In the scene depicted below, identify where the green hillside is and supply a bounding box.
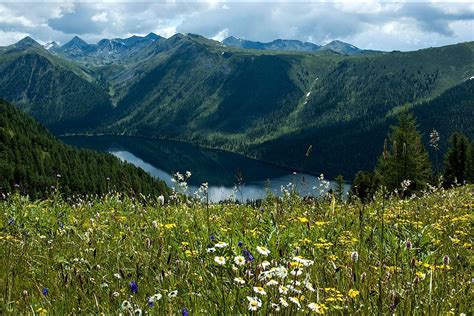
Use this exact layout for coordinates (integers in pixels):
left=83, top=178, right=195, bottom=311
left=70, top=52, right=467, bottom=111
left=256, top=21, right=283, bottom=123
left=0, top=39, right=112, bottom=133
left=0, top=99, right=169, bottom=198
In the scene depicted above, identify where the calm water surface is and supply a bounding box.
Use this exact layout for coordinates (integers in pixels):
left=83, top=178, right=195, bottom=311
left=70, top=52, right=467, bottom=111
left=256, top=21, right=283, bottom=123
left=62, top=136, right=346, bottom=202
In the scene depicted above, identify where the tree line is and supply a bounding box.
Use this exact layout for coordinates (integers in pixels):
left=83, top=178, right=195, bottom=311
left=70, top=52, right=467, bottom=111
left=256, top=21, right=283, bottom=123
left=348, top=111, right=474, bottom=202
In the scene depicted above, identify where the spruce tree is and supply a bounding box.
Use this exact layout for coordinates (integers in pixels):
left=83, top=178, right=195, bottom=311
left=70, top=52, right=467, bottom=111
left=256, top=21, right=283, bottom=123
left=443, top=132, right=472, bottom=186
left=375, top=112, right=432, bottom=195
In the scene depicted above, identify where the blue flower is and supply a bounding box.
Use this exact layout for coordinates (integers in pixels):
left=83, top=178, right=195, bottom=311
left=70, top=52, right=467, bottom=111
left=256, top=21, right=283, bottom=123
left=210, top=235, right=216, bottom=241
left=129, top=281, right=138, bottom=294
left=42, top=288, right=49, bottom=296
left=8, top=217, right=14, bottom=225
left=238, top=241, right=243, bottom=247
left=147, top=297, right=154, bottom=308
left=242, top=249, right=254, bottom=262
left=182, top=307, right=189, bottom=316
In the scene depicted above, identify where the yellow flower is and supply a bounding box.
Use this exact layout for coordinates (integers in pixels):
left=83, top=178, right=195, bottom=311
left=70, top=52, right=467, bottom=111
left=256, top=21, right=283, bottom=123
left=298, top=217, right=309, bottom=223
left=164, top=223, right=176, bottom=229
left=348, top=289, right=360, bottom=298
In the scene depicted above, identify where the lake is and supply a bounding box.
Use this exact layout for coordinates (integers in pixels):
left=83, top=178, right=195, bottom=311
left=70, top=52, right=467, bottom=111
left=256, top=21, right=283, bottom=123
left=62, top=136, right=346, bottom=202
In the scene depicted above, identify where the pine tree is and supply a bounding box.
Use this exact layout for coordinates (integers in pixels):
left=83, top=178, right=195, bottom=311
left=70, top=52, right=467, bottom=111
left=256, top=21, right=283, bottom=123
left=334, top=175, right=345, bottom=202
left=443, top=132, right=472, bottom=187
left=350, top=171, right=375, bottom=202
left=375, top=111, right=432, bottom=195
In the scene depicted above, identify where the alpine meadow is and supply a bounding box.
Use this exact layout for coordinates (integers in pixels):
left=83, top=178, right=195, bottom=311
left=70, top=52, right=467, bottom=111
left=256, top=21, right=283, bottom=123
left=0, top=1, right=473, bottom=315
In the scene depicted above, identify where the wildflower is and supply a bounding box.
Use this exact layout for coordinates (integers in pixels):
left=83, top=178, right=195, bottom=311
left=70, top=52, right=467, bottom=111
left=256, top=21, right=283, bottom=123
left=348, top=289, right=360, bottom=298
left=279, top=285, right=289, bottom=294
left=261, top=260, right=271, bottom=269
left=271, top=303, right=281, bottom=311
left=121, top=300, right=132, bottom=310
left=298, top=217, right=309, bottom=223
left=152, top=221, right=158, bottom=228
left=182, top=307, right=189, bottom=316
left=129, top=281, right=138, bottom=294
left=253, top=286, right=267, bottom=295
left=290, top=268, right=303, bottom=276
left=112, top=291, right=119, bottom=297
left=210, top=235, right=216, bottom=241
left=238, top=241, right=243, bottom=247
left=114, top=273, right=122, bottom=279
left=256, top=246, right=271, bottom=256
left=247, top=296, right=262, bottom=311
left=305, top=282, right=315, bottom=292
left=266, top=279, right=279, bottom=286
left=214, top=256, right=226, bottom=265
left=149, top=293, right=162, bottom=304
left=158, top=195, right=165, bottom=205
left=280, top=297, right=289, bottom=307
left=293, top=256, right=314, bottom=267
left=405, top=240, right=413, bottom=250
left=147, top=297, right=154, bottom=308
left=308, top=303, right=327, bottom=314
left=42, top=288, right=49, bottom=296
left=242, top=249, right=255, bottom=262
left=234, top=256, right=246, bottom=266
left=207, top=247, right=216, bottom=253
left=134, top=308, right=142, bottom=316
left=8, top=217, right=14, bottom=225
left=234, top=277, right=246, bottom=285
left=443, top=255, right=450, bottom=265
left=215, top=242, right=228, bottom=248
left=169, top=290, right=178, bottom=298
left=289, top=296, right=301, bottom=308
left=351, top=251, right=359, bottom=263
left=274, top=266, right=288, bottom=278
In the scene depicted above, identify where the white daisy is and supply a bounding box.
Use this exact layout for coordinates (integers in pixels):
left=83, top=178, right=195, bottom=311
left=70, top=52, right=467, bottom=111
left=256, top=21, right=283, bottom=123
left=247, top=296, right=262, bottom=311
left=253, top=286, right=267, bottom=295
left=279, top=297, right=289, bottom=307
left=266, top=279, right=279, bottom=286
left=215, top=242, right=228, bottom=248
left=256, top=246, right=271, bottom=256
left=234, top=255, right=246, bottom=266
left=234, top=277, right=246, bottom=285
left=289, top=296, right=301, bottom=308
left=214, top=256, right=226, bottom=265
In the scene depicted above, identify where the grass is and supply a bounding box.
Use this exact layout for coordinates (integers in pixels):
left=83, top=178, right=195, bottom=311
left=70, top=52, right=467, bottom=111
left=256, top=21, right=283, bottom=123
left=0, top=184, right=472, bottom=315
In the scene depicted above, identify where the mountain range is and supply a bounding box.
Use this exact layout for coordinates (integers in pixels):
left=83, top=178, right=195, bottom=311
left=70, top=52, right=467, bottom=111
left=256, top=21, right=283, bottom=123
left=0, top=33, right=473, bottom=178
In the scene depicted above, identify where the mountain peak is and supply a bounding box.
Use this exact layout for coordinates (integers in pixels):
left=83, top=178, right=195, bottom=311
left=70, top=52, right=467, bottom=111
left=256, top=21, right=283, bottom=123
left=14, top=36, right=42, bottom=49
left=145, top=32, right=162, bottom=41
left=63, top=36, right=89, bottom=49
left=44, top=41, right=60, bottom=50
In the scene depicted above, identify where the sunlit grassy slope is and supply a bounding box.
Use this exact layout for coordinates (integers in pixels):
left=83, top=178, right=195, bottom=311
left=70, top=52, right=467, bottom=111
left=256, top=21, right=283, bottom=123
left=1, top=185, right=472, bottom=315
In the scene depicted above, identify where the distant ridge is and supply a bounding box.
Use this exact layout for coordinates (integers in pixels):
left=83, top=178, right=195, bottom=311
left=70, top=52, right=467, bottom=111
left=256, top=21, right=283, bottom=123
left=222, top=35, right=375, bottom=54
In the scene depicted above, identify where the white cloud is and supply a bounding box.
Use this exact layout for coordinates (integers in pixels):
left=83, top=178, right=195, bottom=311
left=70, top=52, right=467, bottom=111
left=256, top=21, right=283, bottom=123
left=0, top=1, right=471, bottom=51
left=0, top=30, right=29, bottom=46
left=212, top=28, right=229, bottom=41
left=91, top=12, right=108, bottom=23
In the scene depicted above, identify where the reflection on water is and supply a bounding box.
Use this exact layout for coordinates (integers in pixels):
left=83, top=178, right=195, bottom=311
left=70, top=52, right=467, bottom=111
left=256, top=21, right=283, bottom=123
left=62, top=136, right=347, bottom=202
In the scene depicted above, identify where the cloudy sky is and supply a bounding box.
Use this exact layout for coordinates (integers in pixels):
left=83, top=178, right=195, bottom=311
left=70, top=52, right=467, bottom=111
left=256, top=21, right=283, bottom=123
left=0, top=1, right=472, bottom=51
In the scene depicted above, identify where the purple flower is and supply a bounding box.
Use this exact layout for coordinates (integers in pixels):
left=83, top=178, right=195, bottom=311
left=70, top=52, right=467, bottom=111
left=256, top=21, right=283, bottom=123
left=42, top=288, right=49, bottom=296
left=129, top=281, right=138, bottom=294
left=147, top=297, right=154, bottom=308
left=238, top=241, right=243, bottom=247
left=182, top=307, right=189, bottom=316
left=8, top=217, right=14, bottom=225
left=242, top=249, right=254, bottom=262
left=259, top=207, right=264, bottom=213
left=210, top=235, right=216, bottom=241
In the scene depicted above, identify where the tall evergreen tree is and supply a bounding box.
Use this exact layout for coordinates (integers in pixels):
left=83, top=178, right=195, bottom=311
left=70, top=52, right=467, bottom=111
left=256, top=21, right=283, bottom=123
left=375, top=111, right=432, bottom=195
left=443, top=132, right=472, bottom=187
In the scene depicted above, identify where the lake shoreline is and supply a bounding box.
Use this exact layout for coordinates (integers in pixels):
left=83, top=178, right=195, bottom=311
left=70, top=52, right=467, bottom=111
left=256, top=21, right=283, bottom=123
left=59, top=132, right=327, bottom=178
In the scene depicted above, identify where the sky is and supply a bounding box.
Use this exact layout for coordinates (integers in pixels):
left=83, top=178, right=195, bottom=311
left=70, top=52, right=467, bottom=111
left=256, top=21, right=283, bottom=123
left=0, top=1, right=472, bottom=51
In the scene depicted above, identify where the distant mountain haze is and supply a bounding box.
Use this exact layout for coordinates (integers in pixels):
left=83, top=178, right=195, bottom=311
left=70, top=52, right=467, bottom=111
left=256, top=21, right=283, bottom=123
left=0, top=33, right=472, bottom=177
